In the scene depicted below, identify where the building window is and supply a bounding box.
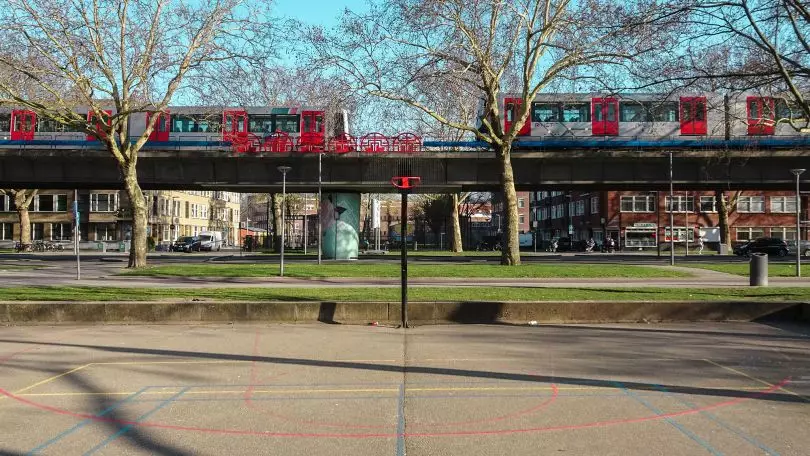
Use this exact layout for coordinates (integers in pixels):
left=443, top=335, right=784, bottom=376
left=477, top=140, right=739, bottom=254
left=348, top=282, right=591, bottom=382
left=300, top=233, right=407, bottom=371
left=736, top=227, right=765, bottom=241
left=90, top=193, right=118, bottom=212
left=518, top=198, right=525, bottom=208
left=0, top=195, right=10, bottom=212
left=590, top=196, right=599, bottom=214
left=162, top=226, right=170, bottom=242
left=770, top=227, right=797, bottom=241
left=620, top=195, right=656, bottom=213
left=31, top=223, right=44, bottom=241
left=575, top=200, right=585, bottom=216
left=737, top=196, right=765, bottom=213
left=665, top=196, right=694, bottom=212
left=519, top=214, right=525, bottom=224
left=30, top=194, right=67, bottom=212
left=699, top=196, right=719, bottom=213
left=770, top=196, right=797, bottom=213
left=664, top=227, right=695, bottom=242
left=0, top=223, right=12, bottom=240
left=51, top=223, right=72, bottom=241
left=95, top=223, right=116, bottom=241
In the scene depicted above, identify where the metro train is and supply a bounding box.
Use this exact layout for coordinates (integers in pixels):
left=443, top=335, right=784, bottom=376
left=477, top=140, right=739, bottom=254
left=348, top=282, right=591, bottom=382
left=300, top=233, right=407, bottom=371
left=0, top=92, right=807, bottom=153
left=500, top=92, right=808, bottom=140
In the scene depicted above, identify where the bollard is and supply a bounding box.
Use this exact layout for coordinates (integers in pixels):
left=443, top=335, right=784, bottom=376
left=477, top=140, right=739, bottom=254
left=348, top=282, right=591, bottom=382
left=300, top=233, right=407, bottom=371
left=749, top=252, right=768, bottom=286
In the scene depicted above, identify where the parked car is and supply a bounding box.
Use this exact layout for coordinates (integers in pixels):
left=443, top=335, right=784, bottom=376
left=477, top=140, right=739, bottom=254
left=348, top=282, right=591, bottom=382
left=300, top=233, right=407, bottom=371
left=171, top=236, right=201, bottom=253
left=733, top=237, right=789, bottom=257
left=785, top=239, right=810, bottom=257
left=198, top=231, right=223, bottom=252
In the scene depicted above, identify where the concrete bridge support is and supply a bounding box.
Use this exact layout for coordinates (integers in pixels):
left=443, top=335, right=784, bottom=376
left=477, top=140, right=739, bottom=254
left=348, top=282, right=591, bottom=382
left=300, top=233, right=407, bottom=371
left=321, top=192, right=360, bottom=260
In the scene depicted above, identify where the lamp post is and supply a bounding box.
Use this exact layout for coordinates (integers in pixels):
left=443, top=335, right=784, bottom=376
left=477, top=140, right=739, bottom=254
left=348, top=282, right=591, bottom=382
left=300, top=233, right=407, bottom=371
left=669, top=151, right=675, bottom=266
left=278, top=166, right=291, bottom=277
left=317, top=152, right=322, bottom=265
left=790, top=169, right=805, bottom=277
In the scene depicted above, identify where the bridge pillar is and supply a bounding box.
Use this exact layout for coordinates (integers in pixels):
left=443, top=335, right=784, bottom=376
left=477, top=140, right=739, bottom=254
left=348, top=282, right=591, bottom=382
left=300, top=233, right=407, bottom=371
left=321, top=193, right=360, bottom=260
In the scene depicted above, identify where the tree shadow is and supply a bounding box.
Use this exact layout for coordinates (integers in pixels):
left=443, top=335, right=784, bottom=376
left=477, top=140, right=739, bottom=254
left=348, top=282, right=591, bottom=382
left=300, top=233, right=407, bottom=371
left=0, top=338, right=804, bottom=405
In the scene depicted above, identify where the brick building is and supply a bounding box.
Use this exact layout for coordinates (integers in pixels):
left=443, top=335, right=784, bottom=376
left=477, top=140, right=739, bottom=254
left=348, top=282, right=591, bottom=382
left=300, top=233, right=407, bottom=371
left=491, top=191, right=532, bottom=234
left=530, top=190, right=808, bottom=250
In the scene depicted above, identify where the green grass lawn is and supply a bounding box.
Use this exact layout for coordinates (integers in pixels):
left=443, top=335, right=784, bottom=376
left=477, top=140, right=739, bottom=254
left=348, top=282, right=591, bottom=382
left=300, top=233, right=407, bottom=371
left=2, top=286, right=809, bottom=302
left=120, top=263, right=692, bottom=279
left=685, top=263, right=802, bottom=277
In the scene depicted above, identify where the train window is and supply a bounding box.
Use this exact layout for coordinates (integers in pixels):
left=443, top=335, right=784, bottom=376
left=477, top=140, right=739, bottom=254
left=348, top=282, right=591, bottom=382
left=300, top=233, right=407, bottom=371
left=248, top=115, right=274, bottom=133
left=0, top=114, right=9, bottom=132
left=37, top=118, right=83, bottom=132
left=561, top=104, right=590, bottom=122
left=748, top=100, right=759, bottom=119
left=606, top=103, right=616, bottom=122
left=645, top=102, right=678, bottom=122
left=695, top=100, right=706, bottom=121
left=274, top=115, right=300, bottom=133
left=531, top=103, right=560, bottom=122
left=619, top=102, right=645, bottom=122
left=594, top=103, right=603, bottom=121
left=171, top=114, right=221, bottom=133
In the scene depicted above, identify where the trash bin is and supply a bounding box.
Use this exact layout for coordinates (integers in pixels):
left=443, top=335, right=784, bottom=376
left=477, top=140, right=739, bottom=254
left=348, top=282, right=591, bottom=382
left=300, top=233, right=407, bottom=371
left=750, top=252, right=768, bottom=286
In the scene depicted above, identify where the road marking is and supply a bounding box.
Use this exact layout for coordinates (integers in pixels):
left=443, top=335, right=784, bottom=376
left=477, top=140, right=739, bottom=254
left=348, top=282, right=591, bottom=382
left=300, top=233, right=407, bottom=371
left=703, top=359, right=810, bottom=403
left=3, top=363, right=95, bottom=401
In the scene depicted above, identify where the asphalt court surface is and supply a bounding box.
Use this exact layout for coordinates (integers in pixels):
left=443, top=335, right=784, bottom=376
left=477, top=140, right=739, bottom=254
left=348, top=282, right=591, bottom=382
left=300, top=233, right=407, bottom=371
left=0, top=323, right=809, bottom=455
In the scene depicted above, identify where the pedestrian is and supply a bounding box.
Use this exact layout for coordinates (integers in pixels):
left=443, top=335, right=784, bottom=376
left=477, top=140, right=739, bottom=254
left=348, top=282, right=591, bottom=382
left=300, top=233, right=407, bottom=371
left=698, top=236, right=704, bottom=254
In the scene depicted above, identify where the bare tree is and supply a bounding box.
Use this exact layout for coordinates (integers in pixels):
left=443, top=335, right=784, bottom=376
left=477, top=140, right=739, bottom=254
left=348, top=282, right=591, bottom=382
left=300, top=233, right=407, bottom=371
left=0, top=0, right=273, bottom=267
left=629, top=0, right=810, bottom=130
left=306, top=0, right=668, bottom=265
left=0, top=189, right=37, bottom=249
left=715, top=190, right=742, bottom=251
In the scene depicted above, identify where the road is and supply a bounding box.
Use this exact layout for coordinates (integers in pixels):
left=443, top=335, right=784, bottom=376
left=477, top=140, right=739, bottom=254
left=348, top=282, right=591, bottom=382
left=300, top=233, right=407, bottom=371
left=0, top=322, right=808, bottom=455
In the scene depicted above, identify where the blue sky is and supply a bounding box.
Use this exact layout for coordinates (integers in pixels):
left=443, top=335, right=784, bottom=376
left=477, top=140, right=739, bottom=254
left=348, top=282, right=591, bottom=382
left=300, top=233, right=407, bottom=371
left=273, top=0, right=368, bottom=26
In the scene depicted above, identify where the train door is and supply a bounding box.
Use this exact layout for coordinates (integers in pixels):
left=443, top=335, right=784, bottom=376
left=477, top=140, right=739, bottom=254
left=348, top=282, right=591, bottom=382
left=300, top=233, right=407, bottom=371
left=504, top=98, right=530, bottom=136
left=747, top=97, right=775, bottom=135
left=147, top=110, right=170, bottom=141
left=300, top=110, right=325, bottom=150
left=222, top=109, right=248, bottom=142
left=87, top=110, right=112, bottom=140
left=592, top=98, right=618, bottom=136
left=679, top=97, right=707, bottom=135
left=10, top=110, right=36, bottom=141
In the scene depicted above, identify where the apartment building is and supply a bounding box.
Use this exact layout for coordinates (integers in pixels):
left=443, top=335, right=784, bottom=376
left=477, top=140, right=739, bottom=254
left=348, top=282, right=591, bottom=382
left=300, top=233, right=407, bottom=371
left=0, top=190, right=241, bottom=248
left=0, top=190, right=129, bottom=246
left=490, top=192, right=532, bottom=234
left=530, top=190, right=808, bottom=250
left=145, top=191, right=241, bottom=246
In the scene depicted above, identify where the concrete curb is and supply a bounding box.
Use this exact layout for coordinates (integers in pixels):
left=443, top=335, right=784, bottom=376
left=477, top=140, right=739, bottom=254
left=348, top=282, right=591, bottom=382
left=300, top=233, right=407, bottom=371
left=1, top=300, right=808, bottom=325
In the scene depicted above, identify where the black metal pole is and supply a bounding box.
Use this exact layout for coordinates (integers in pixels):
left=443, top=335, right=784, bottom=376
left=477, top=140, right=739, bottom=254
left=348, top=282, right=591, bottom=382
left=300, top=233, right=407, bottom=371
left=401, top=190, right=408, bottom=328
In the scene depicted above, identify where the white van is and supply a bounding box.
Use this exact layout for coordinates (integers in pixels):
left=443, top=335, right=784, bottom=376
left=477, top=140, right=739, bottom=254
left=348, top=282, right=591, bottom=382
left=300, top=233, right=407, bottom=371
left=198, top=231, right=223, bottom=252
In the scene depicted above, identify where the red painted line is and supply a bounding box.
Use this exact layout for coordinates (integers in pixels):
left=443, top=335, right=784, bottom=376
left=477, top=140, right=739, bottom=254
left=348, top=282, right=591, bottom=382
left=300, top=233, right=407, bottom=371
left=0, top=378, right=791, bottom=439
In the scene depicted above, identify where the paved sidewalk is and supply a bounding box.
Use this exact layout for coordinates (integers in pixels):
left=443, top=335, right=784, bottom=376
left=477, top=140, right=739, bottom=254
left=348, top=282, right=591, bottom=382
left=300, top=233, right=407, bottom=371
left=0, top=322, right=808, bottom=455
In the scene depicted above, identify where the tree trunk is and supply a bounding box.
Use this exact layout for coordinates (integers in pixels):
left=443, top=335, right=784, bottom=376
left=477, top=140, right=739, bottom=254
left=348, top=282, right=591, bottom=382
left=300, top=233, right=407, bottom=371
left=14, top=192, right=32, bottom=250
left=451, top=193, right=463, bottom=252
left=715, top=189, right=730, bottom=250
left=272, top=193, right=283, bottom=252
left=497, top=145, right=521, bottom=265
left=123, top=166, right=148, bottom=268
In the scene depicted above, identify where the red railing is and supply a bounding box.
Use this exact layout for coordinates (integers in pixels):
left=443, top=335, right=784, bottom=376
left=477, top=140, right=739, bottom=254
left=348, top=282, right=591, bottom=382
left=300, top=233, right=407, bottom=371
left=228, top=131, right=423, bottom=154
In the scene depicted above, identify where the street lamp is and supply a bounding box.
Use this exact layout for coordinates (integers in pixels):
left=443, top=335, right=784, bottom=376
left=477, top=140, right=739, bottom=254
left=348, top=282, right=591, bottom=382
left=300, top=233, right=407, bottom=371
left=668, top=151, right=675, bottom=266
left=278, top=166, right=292, bottom=277
left=317, top=152, right=323, bottom=265
left=790, top=168, right=805, bottom=277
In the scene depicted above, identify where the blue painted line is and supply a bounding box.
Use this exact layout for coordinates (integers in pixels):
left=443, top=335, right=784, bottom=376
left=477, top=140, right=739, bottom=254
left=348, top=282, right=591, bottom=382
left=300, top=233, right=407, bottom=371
left=615, top=382, right=723, bottom=455
left=82, top=387, right=189, bottom=456
left=28, top=386, right=151, bottom=455
left=654, top=385, right=780, bottom=456
left=396, top=384, right=405, bottom=456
